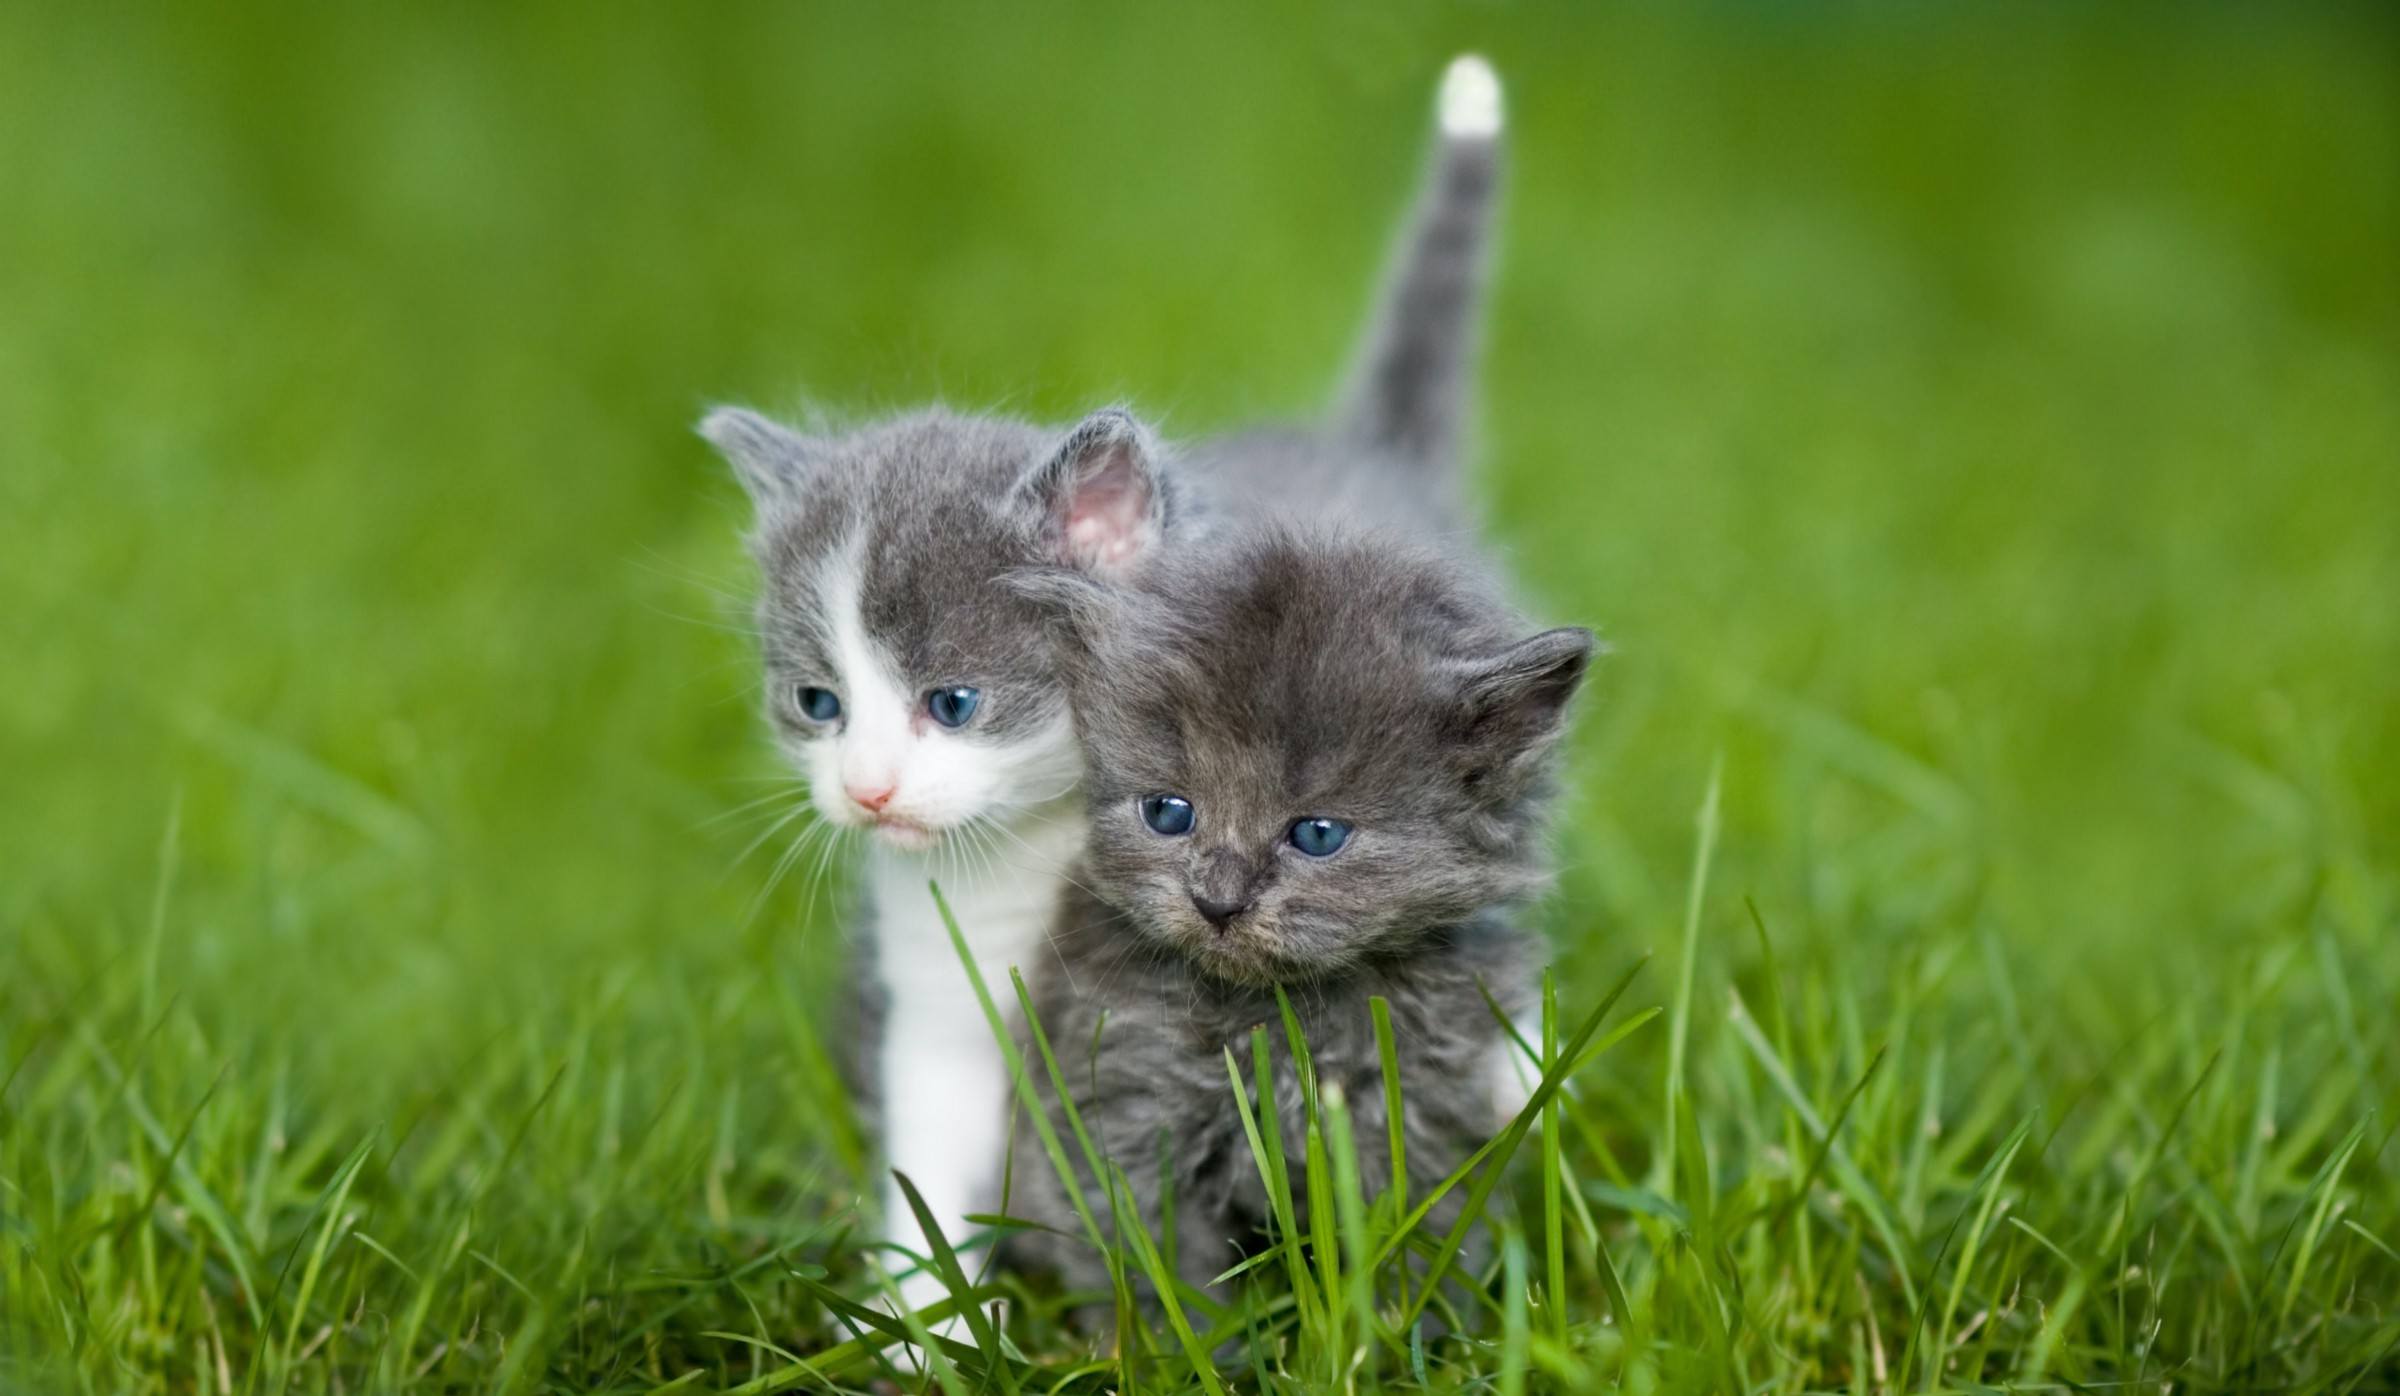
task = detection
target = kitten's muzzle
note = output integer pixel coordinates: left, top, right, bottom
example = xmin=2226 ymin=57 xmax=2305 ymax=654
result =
xmin=844 ymin=780 xmax=897 ymax=814
xmin=1189 ymin=848 xmax=1267 ymax=931
xmin=1189 ymin=890 xmax=1255 ymax=929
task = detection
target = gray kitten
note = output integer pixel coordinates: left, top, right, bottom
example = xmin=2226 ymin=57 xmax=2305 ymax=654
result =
xmin=1000 ymin=524 xmax=1594 ymax=1306
xmin=699 ymin=55 xmax=1510 ymax=1314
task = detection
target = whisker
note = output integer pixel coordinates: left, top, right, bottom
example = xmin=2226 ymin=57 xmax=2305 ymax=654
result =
xmin=942 ymin=824 xmax=978 ymax=890
xmin=635 ymin=599 xmax=763 ymax=640
xmin=973 ymin=815 xmax=1112 ymax=905
xmin=700 ymin=785 xmax=814 ymax=831
xmin=746 ymin=814 xmax=835 ymax=931
xmin=730 ymin=800 xmax=819 ymax=871
xmin=967 ymin=819 xmax=1007 ymax=887
xmin=623 ymin=543 xmax=757 ymax=601
xmin=804 ymin=823 xmax=850 ymax=934
xmin=1003 ymin=778 xmax=1085 ymax=809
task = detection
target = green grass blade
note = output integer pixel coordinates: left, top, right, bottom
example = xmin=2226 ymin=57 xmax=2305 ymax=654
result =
xmin=891 ymin=1169 xmax=1016 ymax=1392
xmin=1926 ymin=1114 xmax=2031 ymax=1390
xmin=1371 ymin=996 xmax=1407 ymax=1224
xmin=1540 ymin=970 xmax=1566 ymax=1351
xmin=1393 ymin=957 xmax=1650 ymax=1327
xmin=1499 ymin=1230 xmax=1530 ymax=1396
xmin=927 ymin=884 xmax=1113 ymax=1264
xmin=2274 ymin=1116 xmax=2369 ymax=1326
xmin=1107 ymin=1162 xmax=1229 ymax=1396
xmin=1319 ymin=1083 xmax=1379 ymax=1370
xmin=1727 ymin=991 xmax=1919 ymax=1311
xmin=273 ymin=1134 xmax=376 ymax=1393
xmin=1659 ymin=756 xmax=1722 ymax=1192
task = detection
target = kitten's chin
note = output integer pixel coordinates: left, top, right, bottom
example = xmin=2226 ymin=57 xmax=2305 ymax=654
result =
xmin=867 ymin=818 xmax=940 ymax=853
xmin=1163 ymin=924 xmax=1318 ymax=990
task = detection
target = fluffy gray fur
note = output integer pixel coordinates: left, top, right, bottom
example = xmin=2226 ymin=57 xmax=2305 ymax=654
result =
xmin=1000 ymin=526 xmax=1593 ymax=1305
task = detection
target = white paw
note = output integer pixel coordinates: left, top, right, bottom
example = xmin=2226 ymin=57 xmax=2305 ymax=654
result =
xmin=1489 ymin=1035 xmax=1536 ymax=1128
xmin=1439 ymin=54 xmax=1504 ymax=140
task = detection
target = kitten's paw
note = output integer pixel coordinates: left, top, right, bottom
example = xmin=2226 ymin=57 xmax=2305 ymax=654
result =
xmin=1439 ymin=54 xmax=1504 ymax=140
xmin=1488 ymin=1035 xmax=1537 ymax=1128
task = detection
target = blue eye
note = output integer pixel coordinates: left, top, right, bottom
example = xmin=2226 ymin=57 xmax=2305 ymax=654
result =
xmin=927 ymin=686 xmax=981 ymax=728
xmin=1289 ymin=817 xmax=1352 ymax=857
xmin=1140 ymin=794 xmax=1195 ymax=836
xmin=796 ymin=686 xmax=842 ymax=723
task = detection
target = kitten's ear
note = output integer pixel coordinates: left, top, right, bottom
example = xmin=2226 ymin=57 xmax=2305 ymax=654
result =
xmin=1452 ymin=626 xmax=1598 ymax=798
xmin=699 ymin=406 xmax=823 ymax=507
xmin=1015 ymin=407 xmax=1168 ymax=577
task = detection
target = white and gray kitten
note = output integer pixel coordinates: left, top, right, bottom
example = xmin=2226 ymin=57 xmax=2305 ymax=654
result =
xmin=702 ymin=56 xmax=1513 ymax=1312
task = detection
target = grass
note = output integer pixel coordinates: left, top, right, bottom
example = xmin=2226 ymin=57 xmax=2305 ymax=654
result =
xmin=3 ymin=1 xmax=2397 ymax=1391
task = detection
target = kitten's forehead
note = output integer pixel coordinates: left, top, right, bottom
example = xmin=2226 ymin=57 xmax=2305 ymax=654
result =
xmin=1153 ymin=536 xmax=1497 ymax=697
xmin=855 ymin=491 xmax=1043 ymax=677
xmin=754 ymin=410 xmax=1043 ymax=575
xmin=751 ymin=410 xmax=1062 ymax=714
xmin=1092 ymin=530 xmax=1509 ymax=805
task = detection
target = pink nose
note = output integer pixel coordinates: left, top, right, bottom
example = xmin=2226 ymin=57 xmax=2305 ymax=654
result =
xmin=845 ymin=781 xmax=896 ymax=814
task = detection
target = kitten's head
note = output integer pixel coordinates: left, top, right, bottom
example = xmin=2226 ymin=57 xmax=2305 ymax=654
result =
xmin=1020 ymin=527 xmax=1594 ymax=985
xmin=705 ymin=404 xmax=1173 ymax=850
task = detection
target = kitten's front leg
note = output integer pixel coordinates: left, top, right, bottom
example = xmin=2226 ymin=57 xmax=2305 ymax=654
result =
xmin=879 ymin=996 xmax=1010 ymax=1320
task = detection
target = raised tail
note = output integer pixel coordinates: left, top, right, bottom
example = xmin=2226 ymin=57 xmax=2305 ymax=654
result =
xmin=1333 ymin=54 xmax=1505 ymax=480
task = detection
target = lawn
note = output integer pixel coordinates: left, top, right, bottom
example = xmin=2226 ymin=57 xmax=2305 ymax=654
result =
xmin=3 ymin=3 xmax=2396 ymax=1392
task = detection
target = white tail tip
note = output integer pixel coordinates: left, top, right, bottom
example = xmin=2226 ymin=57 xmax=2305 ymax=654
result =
xmin=1438 ymin=54 xmax=1503 ymax=139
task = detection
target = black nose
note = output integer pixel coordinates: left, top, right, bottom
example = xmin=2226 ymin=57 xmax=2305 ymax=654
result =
xmin=1190 ymin=892 xmax=1253 ymax=928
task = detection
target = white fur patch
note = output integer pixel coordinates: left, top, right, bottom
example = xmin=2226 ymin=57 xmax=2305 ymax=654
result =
xmin=816 ymin=550 xmax=914 ymax=811
xmin=1439 ymin=54 xmax=1504 ymax=140
xmin=1489 ymin=996 xmax=1542 ymax=1129
xmin=871 ymin=803 xmax=1085 ymax=1311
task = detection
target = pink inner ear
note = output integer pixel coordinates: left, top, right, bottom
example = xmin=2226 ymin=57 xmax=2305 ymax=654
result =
xmin=1062 ymin=449 xmax=1154 ymax=569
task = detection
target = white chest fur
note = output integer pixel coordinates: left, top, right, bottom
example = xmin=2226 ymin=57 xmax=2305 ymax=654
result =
xmin=865 ymin=805 xmax=1082 ymax=1010
xmin=864 ymin=803 xmax=1084 ymax=1302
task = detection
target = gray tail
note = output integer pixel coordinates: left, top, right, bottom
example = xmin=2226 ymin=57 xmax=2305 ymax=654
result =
xmin=1334 ymin=54 xmax=1505 ymax=478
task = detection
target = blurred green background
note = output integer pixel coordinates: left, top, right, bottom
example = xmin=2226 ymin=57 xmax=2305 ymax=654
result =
xmin=3 ymin=3 xmax=2395 ymax=1390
